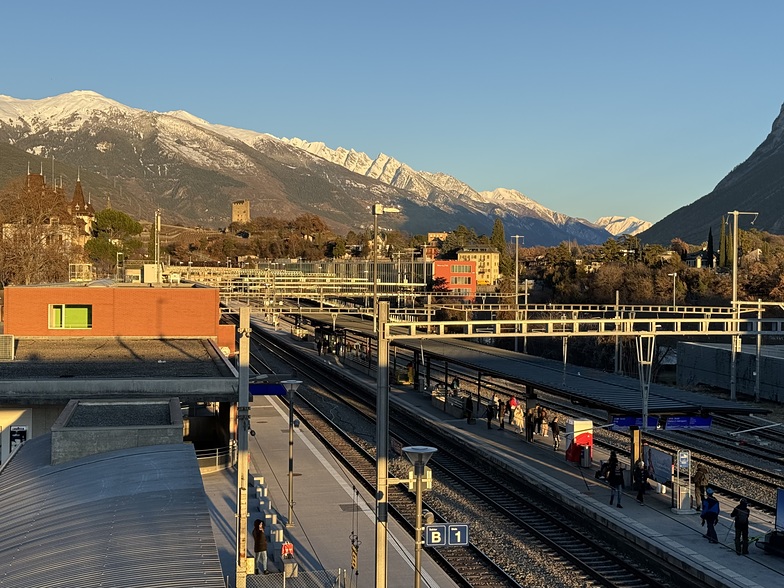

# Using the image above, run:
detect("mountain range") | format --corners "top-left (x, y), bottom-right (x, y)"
top-left (0, 91), bottom-right (649, 246)
top-left (640, 103), bottom-right (784, 245)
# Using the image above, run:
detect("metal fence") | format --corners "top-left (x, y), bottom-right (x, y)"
top-left (247, 568), bottom-right (345, 588)
top-left (196, 446), bottom-right (235, 473)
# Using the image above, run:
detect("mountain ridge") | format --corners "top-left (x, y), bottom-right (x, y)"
top-left (0, 90), bottom-right (635, 246)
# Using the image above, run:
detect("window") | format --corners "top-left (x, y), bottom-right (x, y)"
top-left (451, 276), bottom-right (472, 285)
top-left (49, 304), bottom-right (92, 329)
top-left (451, 264), bottom-right (472, 273)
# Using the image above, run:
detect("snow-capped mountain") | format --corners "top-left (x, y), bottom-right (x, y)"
top-left (594, 216), bottom-right (652, 236)
top-left (0, 90), bottom-right (629, 245)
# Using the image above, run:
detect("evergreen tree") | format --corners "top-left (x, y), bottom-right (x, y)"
top-left (706, 227), bottom-right (714, 268)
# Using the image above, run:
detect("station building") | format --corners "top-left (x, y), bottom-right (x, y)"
top-left (0, 280), bottom-right (238, 463)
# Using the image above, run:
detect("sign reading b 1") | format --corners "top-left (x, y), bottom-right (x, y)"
top-left (425, 523), bottom-right (469, 547)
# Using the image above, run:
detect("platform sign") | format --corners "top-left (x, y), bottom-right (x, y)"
top-left (665, 416), bottom-right (712, 430)
top-left (249, 383), bottom-right (286, 396)
top-left (447, 524), bottom-right (469, 546)
top-left (678, 450), bottom-right (690, 470)
top-left (611, 416), bottom-right (658, 430)
top-left (425, 523), bottom-right (469, 547)
top-left (425, 524), bottom-right (447, 547)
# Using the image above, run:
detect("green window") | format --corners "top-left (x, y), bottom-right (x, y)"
top-left (49, 304), bottom-right (92, 329)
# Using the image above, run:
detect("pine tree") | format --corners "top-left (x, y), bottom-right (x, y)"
top-left (706, 227), bottom-right (714, 267)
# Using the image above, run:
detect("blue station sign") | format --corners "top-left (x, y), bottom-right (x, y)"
top-left (664, 416), bottom-right (712, 430)
top-left (249, 383), bottom-right (287, 396)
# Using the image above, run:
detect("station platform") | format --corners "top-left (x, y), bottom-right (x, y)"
top-left (206, 314), bottom-right (784, 588)
top-left (202, 384), bottom-right (460, 588)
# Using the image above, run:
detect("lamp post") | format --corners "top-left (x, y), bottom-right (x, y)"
top-left (235, 307), bottom-right (252, 588)
top-left (281, 379), bottom-right (302, 527)
top-left (115, 251), bottom-right (124, 281)
top-left (667, 272), bottom-right (677, 307)
top-left (727, 210), bottom-right (758, 400)
top-left (372, 203), bottom-right (400, 332)
top-left (512, 235), bottom-right (523, 353)
top-left (402, 446), bottom-right (437, 588)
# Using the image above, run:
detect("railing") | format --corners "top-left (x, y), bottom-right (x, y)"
top-left (196, 446), bottom-right (235, 473)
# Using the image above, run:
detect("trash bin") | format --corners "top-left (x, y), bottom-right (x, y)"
top-left (580, 444), bottom-right (592, 467)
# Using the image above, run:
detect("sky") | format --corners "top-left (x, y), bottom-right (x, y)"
top-left (3, 1), bottom-right (784, 224)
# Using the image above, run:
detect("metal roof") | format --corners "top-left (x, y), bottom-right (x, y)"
top-left (0, 436), bottom-right (225, 588)
top-left (406, 338), bottom-right (763, 417)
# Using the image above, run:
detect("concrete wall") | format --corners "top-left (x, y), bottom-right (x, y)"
top-left (676, 342), bottom-right (784, 403)
top-left (50, 399), bottom-right (184, 465)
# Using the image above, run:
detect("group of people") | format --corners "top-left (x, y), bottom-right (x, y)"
top-left (467, 397), bottom-right (561, 450)
top-left (600, 458), bottom-right (752, 555)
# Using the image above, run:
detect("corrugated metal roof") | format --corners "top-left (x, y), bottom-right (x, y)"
top-left (0, 436), bottom-right (225, 588)
top-left (408, 338), bottom-right (760, 417)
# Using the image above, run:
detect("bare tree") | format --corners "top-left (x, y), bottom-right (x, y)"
top-left (0, 176), bottom-right (77, 285)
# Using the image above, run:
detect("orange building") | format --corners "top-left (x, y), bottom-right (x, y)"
top-left (4, 282), bottom-right (234, 349)
top-left (432, 260), bottom-right (477, 301)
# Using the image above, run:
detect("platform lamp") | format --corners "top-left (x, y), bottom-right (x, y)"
top-left (667, 272), bottom-right (677, 308)
top-left (402, 446), bottom-right (437, 588)
top-left (727, 210), bottom-right (757, 401)
top-left (281, 379), bottom-right (302, 527)
top-left (372, 203), bottom-right (400, 333)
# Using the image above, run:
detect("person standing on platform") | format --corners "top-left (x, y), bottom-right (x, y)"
top-left (486, 400), bottom-right (496, 429)
top-left (731, 498), bottom-right (750, 554)
top-left (465, 396), bottom-right (474, 424)
top-left (634, 459), bottom-right (648, 504)
top-left (525, 407), bottom-right (535, 441)
top-left (512, 402), bottom-right (524, 433)
top-left (608, 462), bottom-right (625, 508)
top-left (508, 397), bottom-right (517, 425)
top-left (252, 519), bottom-right (269, 574)
top-left (550, 416), bottom-right (561, 451)
top-left (534, 405), bottom-right (543, 435)
top-left (701, 488), bottom-right (720, 544)
top-left (693, 464), bottom-right (708, 511)
top-left (540, 407), bottom-right (549, 438)
top-left (498, 398), bottom-right (506, 430)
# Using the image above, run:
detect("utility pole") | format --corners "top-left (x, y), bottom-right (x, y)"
top-left (512, 235), bottom-right (524, 353)
top-left (375, 302), bottom-right (391, 588)
top-left (727, 210), bottom-right (758, 400)
top-left (235, 307), bottom-right (251, 588)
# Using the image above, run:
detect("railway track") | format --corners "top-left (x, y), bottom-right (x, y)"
top-left (238, 318), bottom-right (678, 588)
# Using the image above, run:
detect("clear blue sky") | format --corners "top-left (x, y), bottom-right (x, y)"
top-left (3, 1), bottom-right (784, 224)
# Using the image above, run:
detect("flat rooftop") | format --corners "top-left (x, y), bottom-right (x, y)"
top-left (0, 338), bottom-right (238, 403)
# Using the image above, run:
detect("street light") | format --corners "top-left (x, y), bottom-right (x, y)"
top-left (667, 272), bottom-right (677, 307)
top-left (402, 446), bottom-right (437, 588)
top-left (512, 235), bottom-right (523, 353)
top-left (727, 210), bottom-right (758, 400)
top-left (372, 203), bottom-right (400, 332)
top-left (281, 379), bottom-right (302, 527)
top-left (115, 251), bottom-right (124, 281)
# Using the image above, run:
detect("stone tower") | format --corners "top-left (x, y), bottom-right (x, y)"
top-left (232, 200), bottom-right (250, 224)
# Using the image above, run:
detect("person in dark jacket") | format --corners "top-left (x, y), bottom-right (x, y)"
top-left (701, 487), bottom-right (720, 544)
top-left (550, 416), bottom-right (561, 450)
top-left (252, 519), bottom-right (269, 574)
top-left (608, 462), bottom-right (625, 508)
top-left (498, 398), bottom-right (506, 430)
top-left (633, 459), bottom-right (648, 504)
top-left (465, 396), bottom-right (474, 424)
top-left (486, 401), bottom-right (495, 429)
top-left (731, 498), bottom-right (750, 554)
